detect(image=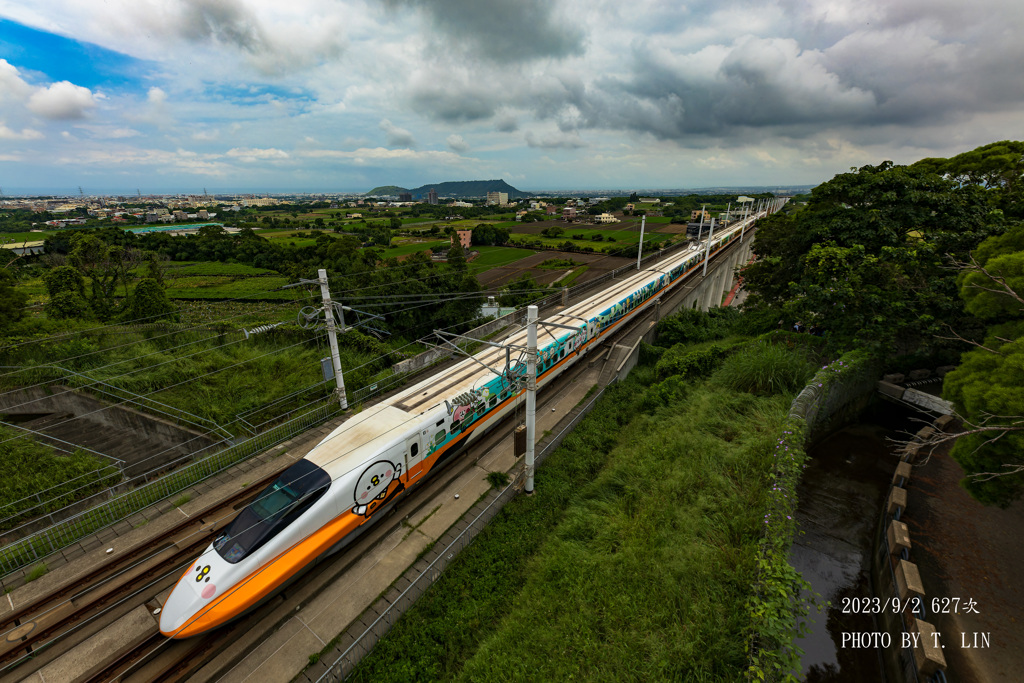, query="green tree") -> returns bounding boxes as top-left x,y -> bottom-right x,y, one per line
447,241 -> 467,272
743,160 -> 999,354
120,278 -> 177,323
0,268 -> 27,333
942,224 -> 1024,505
43,265 -> 90,320
541,226 -> 564,238
498,274 -> 543,307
